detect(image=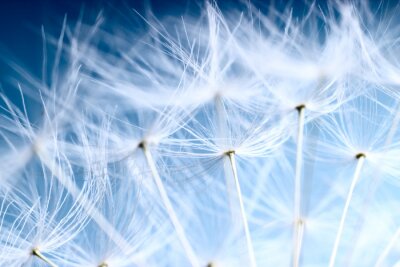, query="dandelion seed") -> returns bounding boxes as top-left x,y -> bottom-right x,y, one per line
31,248 -> 58,267
140,141 -> 200,267
329,153 -> 366,267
